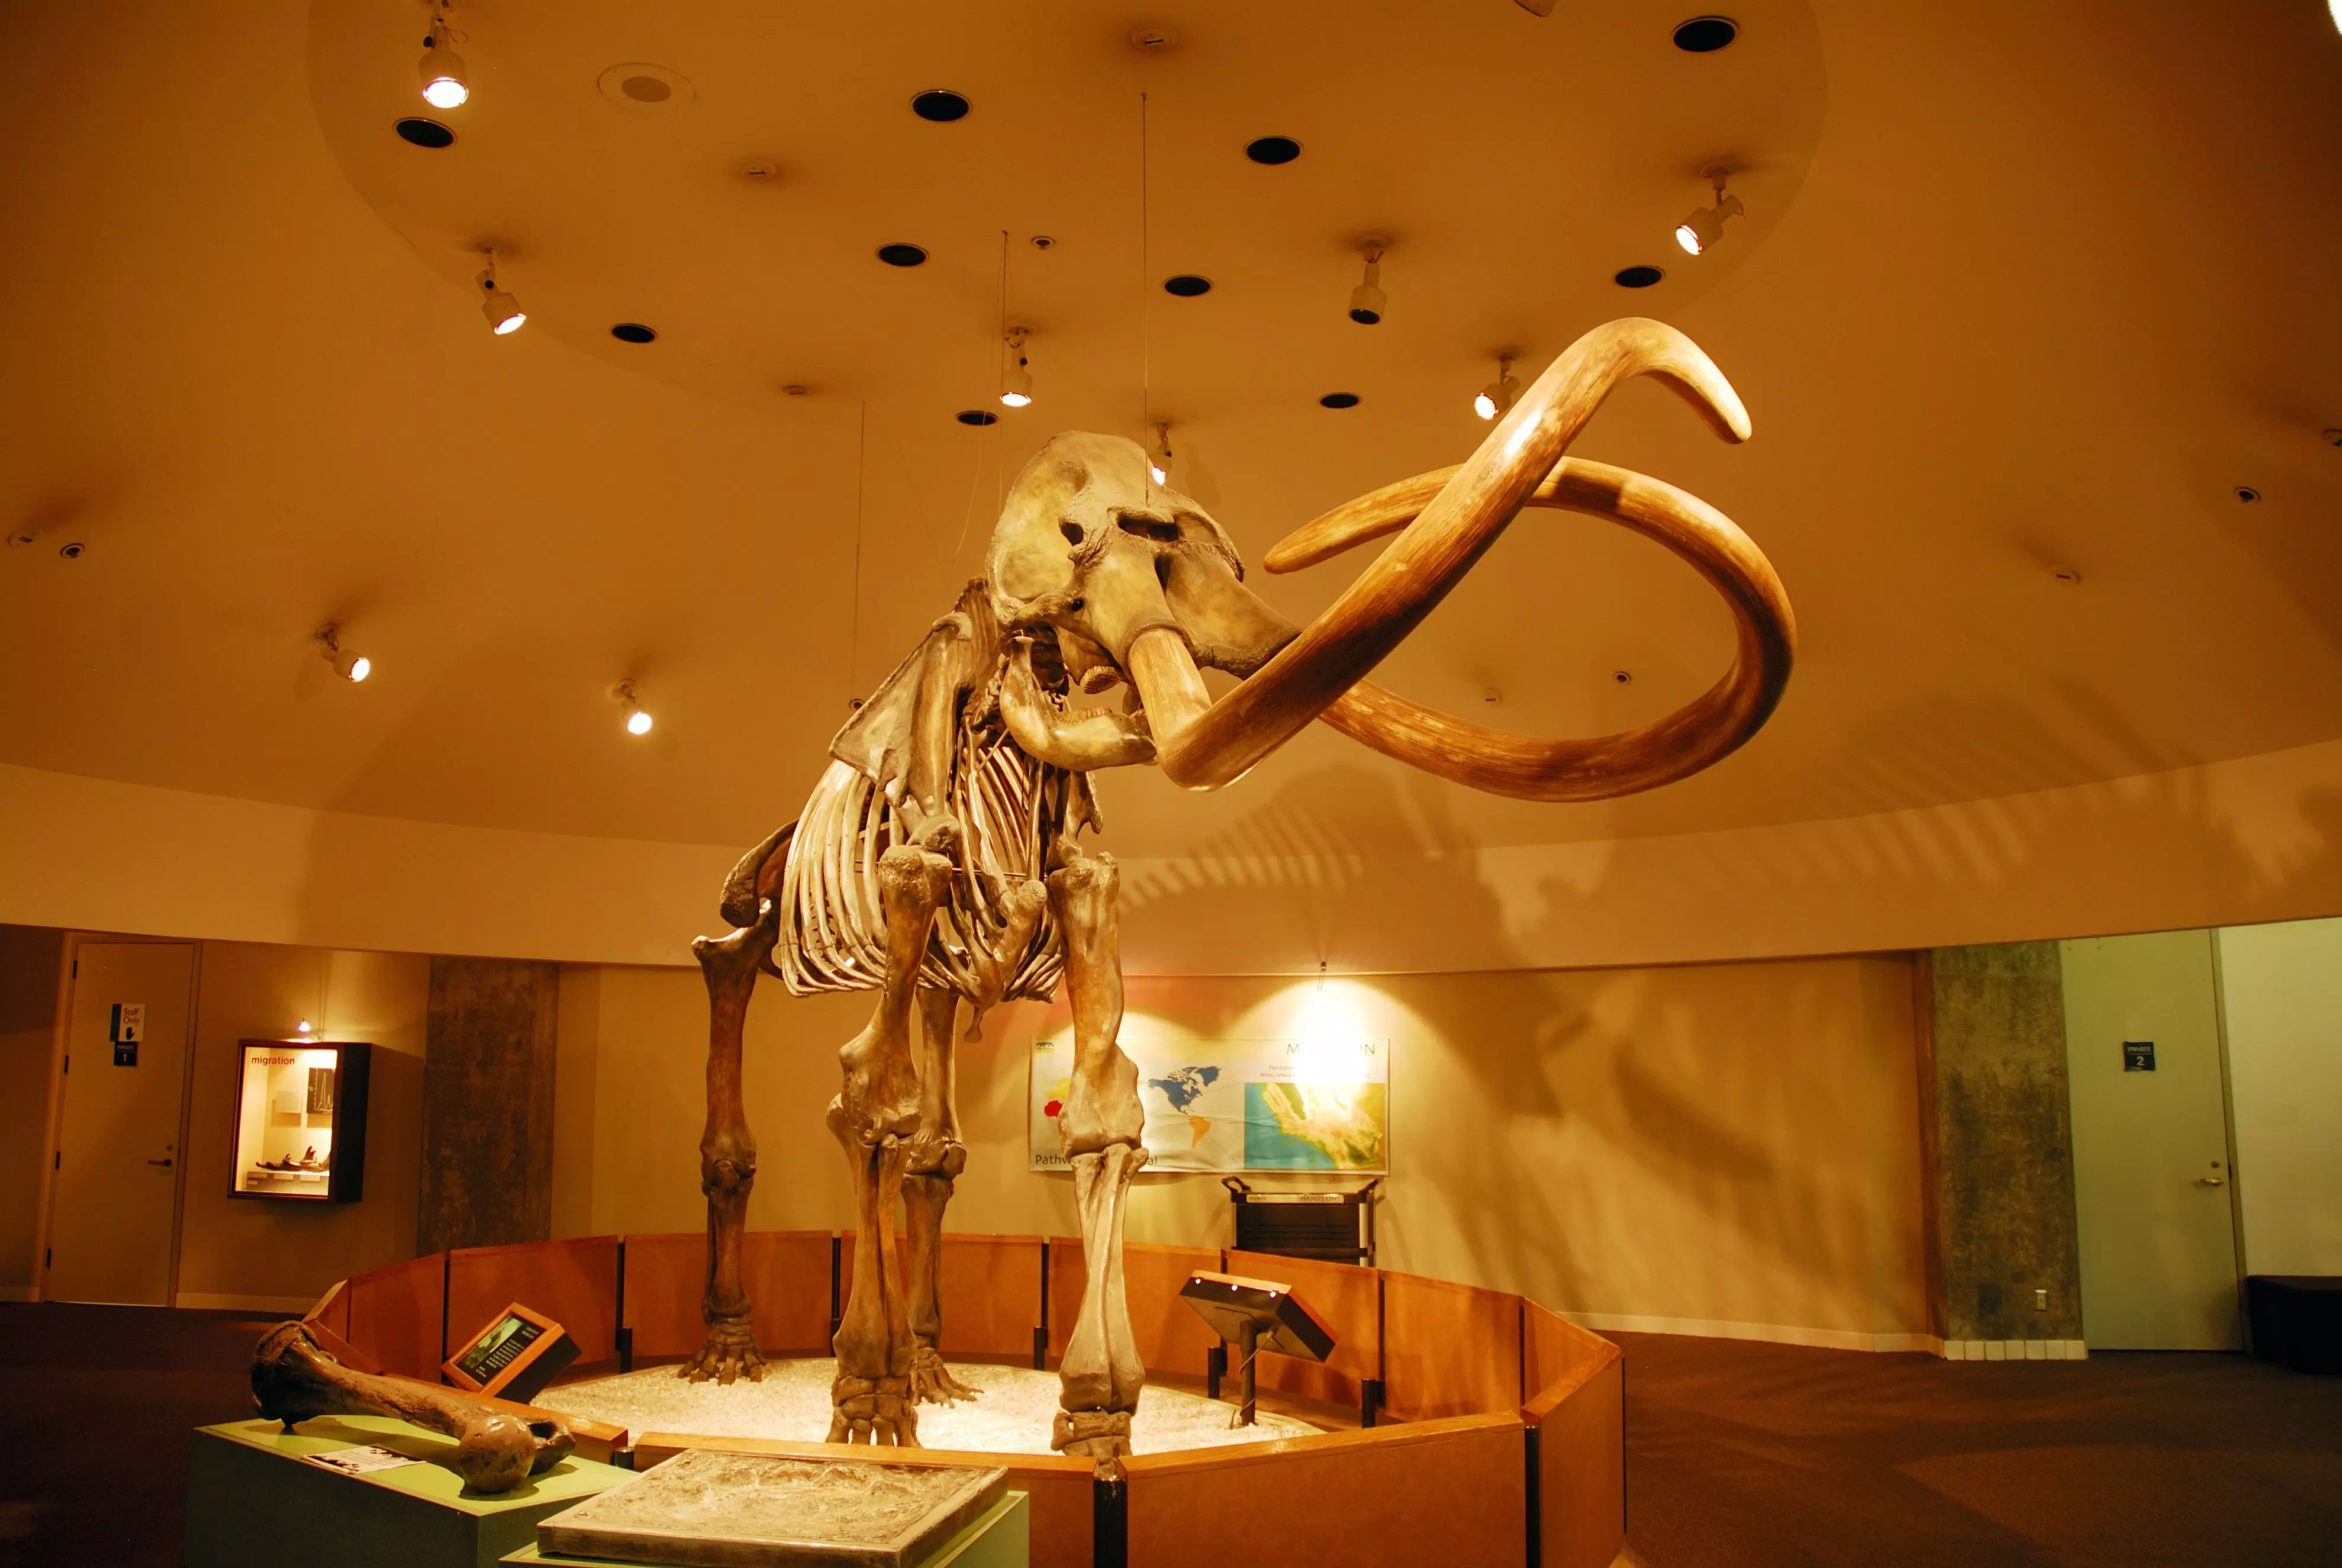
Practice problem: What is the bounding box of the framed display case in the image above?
[230,1039,371,1203]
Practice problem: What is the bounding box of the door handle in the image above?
[2195,1174,2225,1186]
[146,1157,173,1168]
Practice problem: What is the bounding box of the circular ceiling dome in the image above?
[307,5,1822,414]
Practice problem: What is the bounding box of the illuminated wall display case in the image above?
[231,1039,371,1203]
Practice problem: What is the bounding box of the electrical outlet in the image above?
[2035,1287,2048,1311]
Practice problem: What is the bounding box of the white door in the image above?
[46,942,196,1305]
[2061,931,2240,1349]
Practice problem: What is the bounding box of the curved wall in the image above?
[7,736,2340,974]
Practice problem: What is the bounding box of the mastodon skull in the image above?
[984,320,1797,801]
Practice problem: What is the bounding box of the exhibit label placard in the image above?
[1029,1036,1389,1173]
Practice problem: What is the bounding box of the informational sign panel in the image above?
[2123,1040,2157,1072]
[110,1002,143,1067]
[1029,1036,1389,1174]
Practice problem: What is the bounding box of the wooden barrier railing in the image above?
[317,1232,1626,1568]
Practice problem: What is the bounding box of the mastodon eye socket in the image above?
[1061,522,1084,546]
[1116,515,1180,542]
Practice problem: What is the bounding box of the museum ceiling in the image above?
[1,0,2338,860]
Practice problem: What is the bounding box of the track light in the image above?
[1674,164,1744,257]
[1000,328,1033,408]
[1348,237,1388,325]
[418,4,468,109]
[616,680,653,736]
[1473,355,1522,421]
[317,624,370,682]
[1149,421,1173,487]
[478,247,524,334]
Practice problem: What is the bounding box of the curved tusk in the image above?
[999,640,1158,772]
[1303,459,1795,800]
[1145,317,1752,791]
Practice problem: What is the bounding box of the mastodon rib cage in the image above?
[775,726,1069,1001]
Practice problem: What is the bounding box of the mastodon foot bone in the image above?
[1052,1408,1133,1469]
[826,1373,921,1447]
[679,1316,767,1386]
[909,1344,980,1405]
[251,1321,573,1493]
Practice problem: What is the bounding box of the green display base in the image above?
[186,1415,632,1568]
[500,1490,1031,1568]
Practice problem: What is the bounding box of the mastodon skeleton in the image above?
[682,319,1799,1466]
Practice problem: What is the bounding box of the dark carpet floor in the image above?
[2,1304,2336,1566]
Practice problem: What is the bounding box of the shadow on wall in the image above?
[1123,764,1925,1335]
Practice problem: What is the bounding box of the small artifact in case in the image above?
[231,1040,371,1203]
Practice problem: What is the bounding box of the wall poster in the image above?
[1028,1036,1389,1174]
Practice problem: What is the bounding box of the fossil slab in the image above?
[538,1448,1006,1567]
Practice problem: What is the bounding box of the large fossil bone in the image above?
[688,316,1793,1460]
[251,1321,574,1493]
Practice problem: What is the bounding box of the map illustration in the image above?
[1030,1038,1387,1173]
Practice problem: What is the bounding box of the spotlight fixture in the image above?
[1150,421,1174,487]
[616,680,653,736]
[317,624,371,682]
[1348,237,1389,325]
[1675,163,1745,256]
[477,247,523,334]
[296,1020,312,1035]
[1000,327,1034,408]
[418,4,469,110]
[1474,353,1522,421]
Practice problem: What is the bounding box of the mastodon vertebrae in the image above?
[685,317,1795,1466]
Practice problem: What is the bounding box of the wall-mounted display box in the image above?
[231,1039,371,1203]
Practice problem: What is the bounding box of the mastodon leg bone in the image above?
[682,894,782,1386]
[252,1322,573,1494]
[1125,317,1757,793]
[1267,456,1796,800]
[826,842,952,1447]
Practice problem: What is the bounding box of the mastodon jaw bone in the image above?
[1120,316,1781,799]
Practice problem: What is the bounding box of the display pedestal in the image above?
[500,1490,1030,1568]
[186,1416,629,1568]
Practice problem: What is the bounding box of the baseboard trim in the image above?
[172,1292,315,1313]
[1562,1311,1941,1355]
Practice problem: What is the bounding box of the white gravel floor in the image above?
[536,1358,1319,1454]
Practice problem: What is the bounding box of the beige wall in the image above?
[560,955,1930,1349]
[2218,916,2342,1277]
[0,926,66,1295]
[5,735,2341,977]
[172,942,430,1310]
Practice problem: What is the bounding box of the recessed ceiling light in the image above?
[878,243,929,268]
[1163,275,1212,297]
[597,63,694,107]
[394,117,455,149]
[2052,566,2083,585]
[611,323,657,344]
[57,541,86,560]
[1129,24,1179,53]
[1246,136,1302,165]
[956,409,998,426]
[1673,16,1739,52]
[1614,265,1666,288]
[2234,485,2262,503]
[1613,669,1634,685]
[1319,392,1361,409]
[911,89,970,122]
